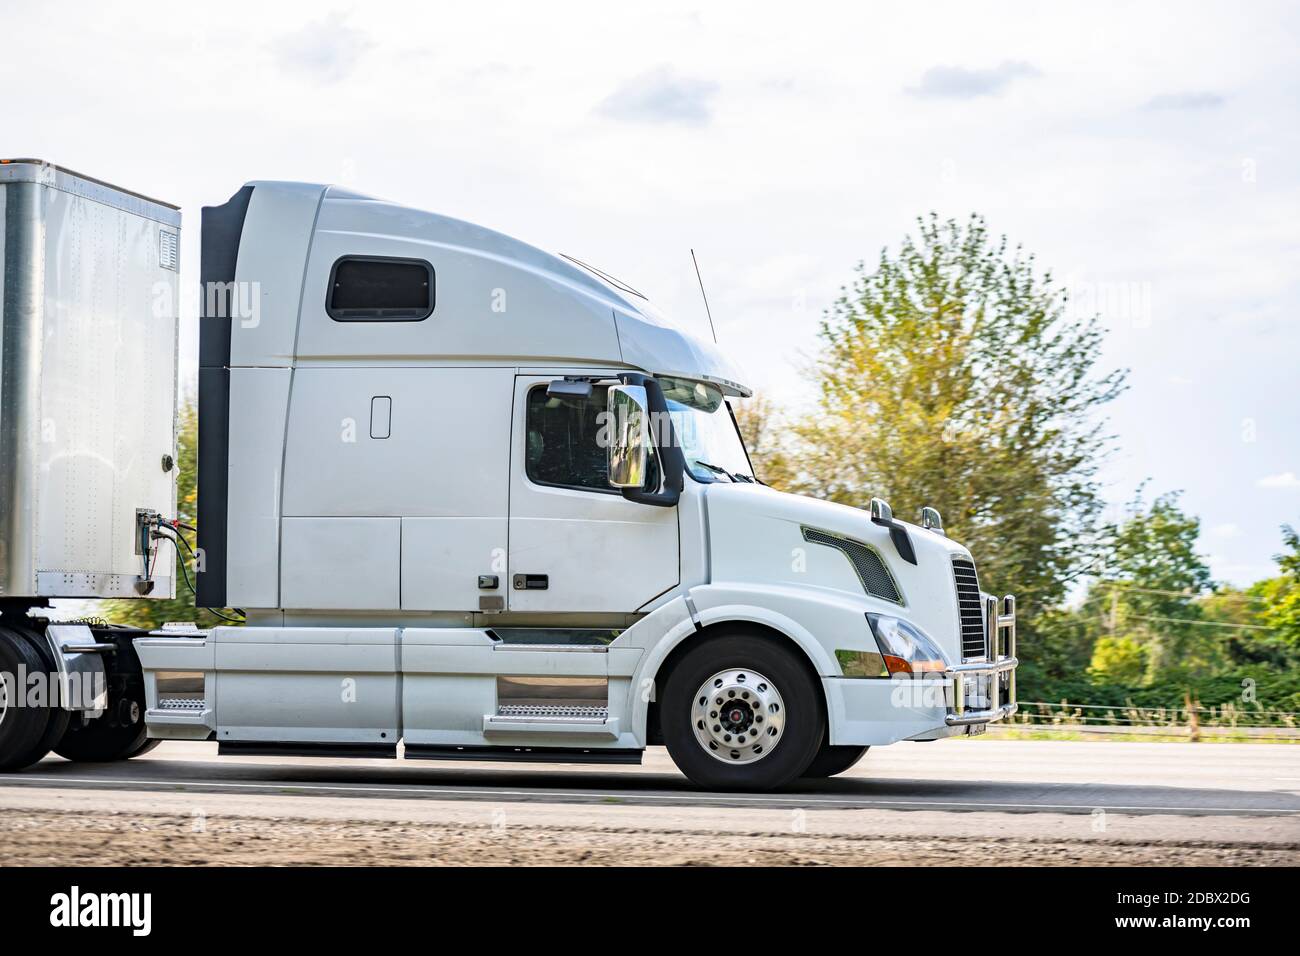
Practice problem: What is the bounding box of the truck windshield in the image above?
[658,377,756,483]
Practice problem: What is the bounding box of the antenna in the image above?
[690,248,718,344]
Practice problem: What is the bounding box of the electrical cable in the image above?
[151,525,246,624]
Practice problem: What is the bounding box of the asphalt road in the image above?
[2,739,1298,865]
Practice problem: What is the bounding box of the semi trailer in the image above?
[0,159,1018,790]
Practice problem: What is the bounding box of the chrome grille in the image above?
[952,556,987,660]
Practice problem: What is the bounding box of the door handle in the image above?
[512,574,548,590]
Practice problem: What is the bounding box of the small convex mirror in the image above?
[869,497,894,523]
[919,506,944,534]
[606,384,650,489]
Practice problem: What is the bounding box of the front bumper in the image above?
[945,594,1018,727]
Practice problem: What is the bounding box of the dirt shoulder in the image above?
[4,806,1295,866]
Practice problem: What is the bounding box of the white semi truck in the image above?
[0,160,1018,790]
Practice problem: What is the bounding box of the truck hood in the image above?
[702,483,974,660]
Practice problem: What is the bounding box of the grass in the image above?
[983,726,1300,744]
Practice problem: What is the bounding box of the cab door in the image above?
[507,375,679,612]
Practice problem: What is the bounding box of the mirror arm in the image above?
[617,373,684,508]
[870,512,918,566]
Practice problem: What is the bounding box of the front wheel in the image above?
[662,632,825,791]
[802,742,869,778]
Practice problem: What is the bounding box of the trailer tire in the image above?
[661,632,825,791]
[53,626,153,763]
[801,742,868,778]
[55,701,149,763]
[0,624,67,772]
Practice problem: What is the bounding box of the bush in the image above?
[1087,635,1148,686]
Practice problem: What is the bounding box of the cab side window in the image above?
[525,385,659,492]
[328,256,434,321]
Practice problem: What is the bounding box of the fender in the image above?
[620,582,881,743]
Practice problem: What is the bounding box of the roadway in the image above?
[1,739,1297,865]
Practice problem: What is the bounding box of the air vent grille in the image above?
[802,527,903,605]
[159,229,179,271]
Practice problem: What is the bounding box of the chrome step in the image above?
[158,698,206,711]
[496,703,609,720]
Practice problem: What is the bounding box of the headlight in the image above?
[866,613,949,676]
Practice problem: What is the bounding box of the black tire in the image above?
[125,738,162,759]
[0,624,64,772]
[53,626,152,764]
[802,742,869,778]
[54,708,149,763]
[662,631,825,791]
[23,626,71,764]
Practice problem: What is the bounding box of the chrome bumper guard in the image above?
[945,594,1018,726]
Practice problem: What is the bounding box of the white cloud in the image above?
[595,67,719,125]
[1209,522,1241,538]
[271,12,372,83]
[1143,91,1226,110]
[906,61,1040,99]
[1257,472,1300,489]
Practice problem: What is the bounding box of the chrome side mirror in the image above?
[607,384,650,489]
[920,506,944,534]
[869,497,893,523]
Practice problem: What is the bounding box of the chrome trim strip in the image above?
[0,159,181,223]
[946,702,1019,726]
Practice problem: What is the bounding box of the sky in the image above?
[3,0,1298,587]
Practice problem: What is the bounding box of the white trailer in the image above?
[0,163,1018,789]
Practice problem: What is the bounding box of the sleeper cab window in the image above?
[327,255,434,321]
[525,384,660,493]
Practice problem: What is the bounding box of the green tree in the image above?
[100,401,238,629]
[1258,525,1300,651]
[1013,604,1097,700]
[1087,635,1149,686]
[1083,492,1216,679]
[792,213,1126,616]
[732,395,796,490]
[1200,583,1293,669]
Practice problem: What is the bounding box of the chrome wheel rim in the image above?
[691,668,786,765]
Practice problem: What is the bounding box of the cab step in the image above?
[404,744,642,765]
[218,741,397,759]
[483,707,620,738]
